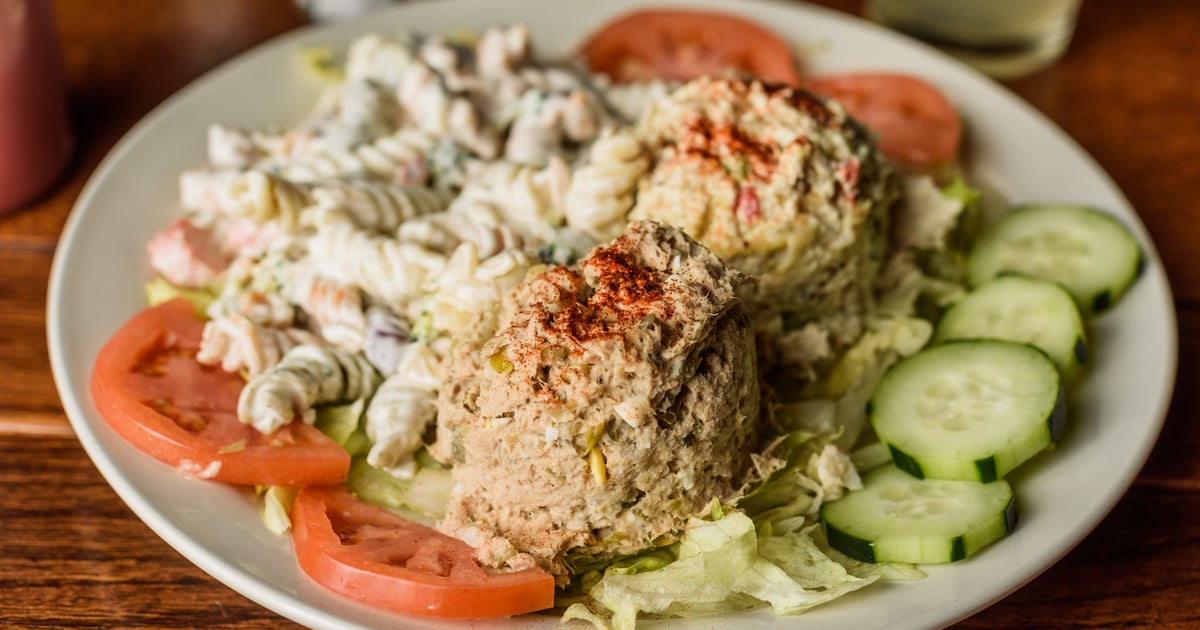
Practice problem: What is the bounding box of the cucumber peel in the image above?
[869,340,1064,482]
[821,464,1016,564]
[966,204,1142,315]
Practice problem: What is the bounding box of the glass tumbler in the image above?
[865,0,1084,79]
[0,0,72,215]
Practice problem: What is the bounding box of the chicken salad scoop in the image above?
[630,76,899,381]
[432,220,759,579]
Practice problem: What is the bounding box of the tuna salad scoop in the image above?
[630,76,899,376]
[431,220,759,579]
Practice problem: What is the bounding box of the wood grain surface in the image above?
[2,0,1194,628]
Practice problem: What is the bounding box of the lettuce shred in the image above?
[312,400,453,525]
[143,277,215,313]
[562,508,917,629]
[257,485,299,535]
[313,399,371,456]
[344,456,452,526]
[559,427,920,628]
[296,45,345,82]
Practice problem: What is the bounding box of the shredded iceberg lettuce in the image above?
[741,406,874,534]
[563,508,908,629]
[941,175,982,208]
[313,398,371,456]
[143,277,215,313]
[851,440,893,472]
[589,511,759,626]
[344,456,452,526]
[314,399,453,525]
[257,485,299,535]
[296,45,345,82]
[738,530,878,615]
[558,424,920,628]
[789,315,931,449]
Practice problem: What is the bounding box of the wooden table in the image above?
[3,0,1195,627]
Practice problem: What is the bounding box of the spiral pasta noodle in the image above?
[237,343,380,434]
[305,219,448,309]
[206,124,261,170]
[344,32,418,89]
[206,289,295,328]
[196,313,320,379]
[326,78,398,148]
[423,243,533,338]
[364,342,443,478]
[271,128,436,185]
[397,61,500,160]
[504,89,604,166]
[309,179,450,233]
[286,273,368,353]
[225,170,314,233]
[397,200,528,258]
[564,130,648,241]
[450,158,570,243]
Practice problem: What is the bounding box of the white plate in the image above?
[47,0,1177,628]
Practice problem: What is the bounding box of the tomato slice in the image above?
[579,9,801,85]
[89,297,350,486]
[290,485,555,619]
[802,72,963,169]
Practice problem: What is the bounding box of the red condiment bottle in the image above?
[0,0,72,215]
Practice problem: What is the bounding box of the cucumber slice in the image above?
[821,464,1016,564]
[869,340,1064,482]
[966,204,1142,314]
[934,275,1087,380]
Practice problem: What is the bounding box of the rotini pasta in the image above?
[266,128,436,185]
[207,124,261,170]
[285,272,368,353]
[225,170,314,233]
[475,24,530,82]
[564,129,648,241]
[594,78,673,122]
[422,243,533,338]
[503,89,604,166]
[196,313,320,378]
[364,341,443,478]
[397,60,500,159]
[205,289,295,328]
[449,157,570,242]
[344,32,417,89]
[322,78,398,149]
[179,168,241,215]
[237,343,380,434]
[305,219,447,310]
[309,179,450,233]
[364,381,436,478]
[397,199,527,258]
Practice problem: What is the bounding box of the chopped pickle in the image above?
[488,348,514,374]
